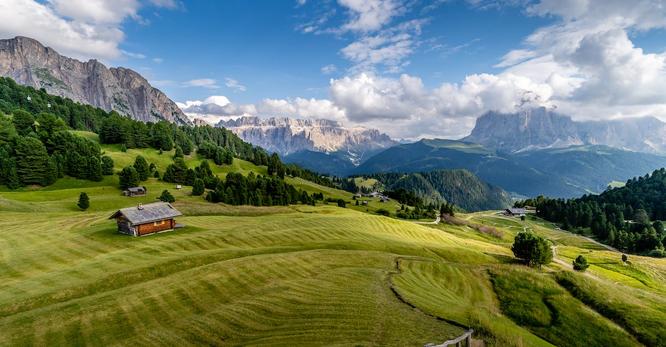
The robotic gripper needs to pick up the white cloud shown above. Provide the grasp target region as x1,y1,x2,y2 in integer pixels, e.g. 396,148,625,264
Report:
321,64,337,75
225,78,247,92
0,0,178,61
182,78,220,89
48,0,141,24
149,0,181,10
338,0,403,32
121,50,146,59
152,57,163,63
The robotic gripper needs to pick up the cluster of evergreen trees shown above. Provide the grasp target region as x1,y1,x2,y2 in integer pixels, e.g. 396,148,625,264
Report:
517,169,666,256
205,172,320,206
0,111,113,188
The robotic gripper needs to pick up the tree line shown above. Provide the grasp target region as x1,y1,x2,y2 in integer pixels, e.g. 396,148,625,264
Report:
0,111,113,188
517,169,666,257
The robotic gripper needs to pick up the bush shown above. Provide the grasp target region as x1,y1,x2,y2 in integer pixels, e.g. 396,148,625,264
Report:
511,232,553,267
572,255,589,271
376,208,390,216
77,192,89,210
646,249,666,258
159,189,175,203
621,254,628,263
337,199,346,208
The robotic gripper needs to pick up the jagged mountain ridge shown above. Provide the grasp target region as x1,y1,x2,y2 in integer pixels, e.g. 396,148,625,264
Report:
217,116,397,164
463,107,666,154
0,36,190,125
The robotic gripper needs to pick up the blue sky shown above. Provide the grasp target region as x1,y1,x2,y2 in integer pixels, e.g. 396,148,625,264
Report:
2,0,666,139
117,1,554,103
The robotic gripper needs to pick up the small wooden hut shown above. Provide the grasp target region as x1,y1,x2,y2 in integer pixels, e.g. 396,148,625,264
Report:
109,202,182,236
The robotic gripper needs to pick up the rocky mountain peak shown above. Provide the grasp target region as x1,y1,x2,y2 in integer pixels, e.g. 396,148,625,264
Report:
0,36,191,125
217,116,397,160
463,107,666,154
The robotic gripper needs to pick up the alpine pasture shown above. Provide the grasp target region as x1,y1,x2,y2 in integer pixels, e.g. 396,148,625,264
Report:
1,136,665,346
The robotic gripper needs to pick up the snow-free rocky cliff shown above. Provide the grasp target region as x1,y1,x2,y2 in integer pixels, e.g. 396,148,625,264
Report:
217,116,396,164
463,107,666,154
0,36,191,125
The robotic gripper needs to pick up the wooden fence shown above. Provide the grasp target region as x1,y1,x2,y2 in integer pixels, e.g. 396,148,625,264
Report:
425,329,473,347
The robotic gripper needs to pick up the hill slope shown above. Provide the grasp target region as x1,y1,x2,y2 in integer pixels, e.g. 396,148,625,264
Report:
355,139,666,198
369,170,513,211
1,160,665,345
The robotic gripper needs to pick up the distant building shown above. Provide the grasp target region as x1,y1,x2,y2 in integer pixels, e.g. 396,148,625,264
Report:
123,186,147,197
504,208,527,217
109,202,182,236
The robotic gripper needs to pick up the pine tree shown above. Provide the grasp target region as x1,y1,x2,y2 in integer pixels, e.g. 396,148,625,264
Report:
101,156,114,175
133,155,150,181
14,136,53,186
192,178,205,196
12,110,35,136
77,192,90,210
174,145,184,159
159,189,176,203
118,166,140,190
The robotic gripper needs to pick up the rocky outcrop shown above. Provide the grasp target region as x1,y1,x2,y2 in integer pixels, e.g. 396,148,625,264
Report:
0,36,190,125
463,107,666,153
218,116,396,163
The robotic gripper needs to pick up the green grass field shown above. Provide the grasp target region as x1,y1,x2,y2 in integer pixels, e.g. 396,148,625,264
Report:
1,142,665,346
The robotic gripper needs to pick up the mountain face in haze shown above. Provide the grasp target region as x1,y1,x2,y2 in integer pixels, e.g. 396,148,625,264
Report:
463,107,666,154
218,116,397,165
0,36,191,125
354,139,666,198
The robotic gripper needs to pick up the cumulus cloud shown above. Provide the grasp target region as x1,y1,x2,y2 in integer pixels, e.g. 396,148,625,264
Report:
0,0,177,61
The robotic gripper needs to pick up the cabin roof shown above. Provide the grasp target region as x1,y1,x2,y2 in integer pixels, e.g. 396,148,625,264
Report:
507,208,527,214
126,186,146,192
109,202,182,225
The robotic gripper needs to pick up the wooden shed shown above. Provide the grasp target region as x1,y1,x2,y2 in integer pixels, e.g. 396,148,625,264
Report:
123,186,147,197
109,202,182,236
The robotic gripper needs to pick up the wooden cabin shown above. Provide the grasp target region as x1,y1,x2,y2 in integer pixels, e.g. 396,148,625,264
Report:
123,186,147,197
109,202,182,236
504,208,527,217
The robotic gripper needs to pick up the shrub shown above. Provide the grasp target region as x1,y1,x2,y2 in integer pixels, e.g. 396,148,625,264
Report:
512,232,553,267
376,208,390,216
572,255,589,271
159,189,175,203
77,192,89,210
337,199,346,208
621,254,628,263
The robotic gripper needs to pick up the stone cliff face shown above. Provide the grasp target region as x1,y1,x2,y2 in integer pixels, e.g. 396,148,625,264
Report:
218,116,396,162
0,36,190,125
463,107,666,153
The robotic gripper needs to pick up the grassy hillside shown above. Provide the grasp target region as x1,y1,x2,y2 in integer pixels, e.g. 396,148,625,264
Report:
1,141,665,345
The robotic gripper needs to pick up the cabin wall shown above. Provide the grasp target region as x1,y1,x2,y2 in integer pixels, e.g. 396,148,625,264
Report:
136,219,175,236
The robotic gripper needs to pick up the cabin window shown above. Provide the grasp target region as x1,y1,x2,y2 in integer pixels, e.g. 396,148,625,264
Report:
153,220,165,226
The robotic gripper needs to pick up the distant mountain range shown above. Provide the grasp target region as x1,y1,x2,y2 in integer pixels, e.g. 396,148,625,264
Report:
0,36,190,125
464,107,666,154
354,139,666,198
217,116,396,168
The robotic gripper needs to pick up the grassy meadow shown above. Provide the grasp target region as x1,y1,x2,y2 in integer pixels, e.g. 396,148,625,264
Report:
1,137,665,346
